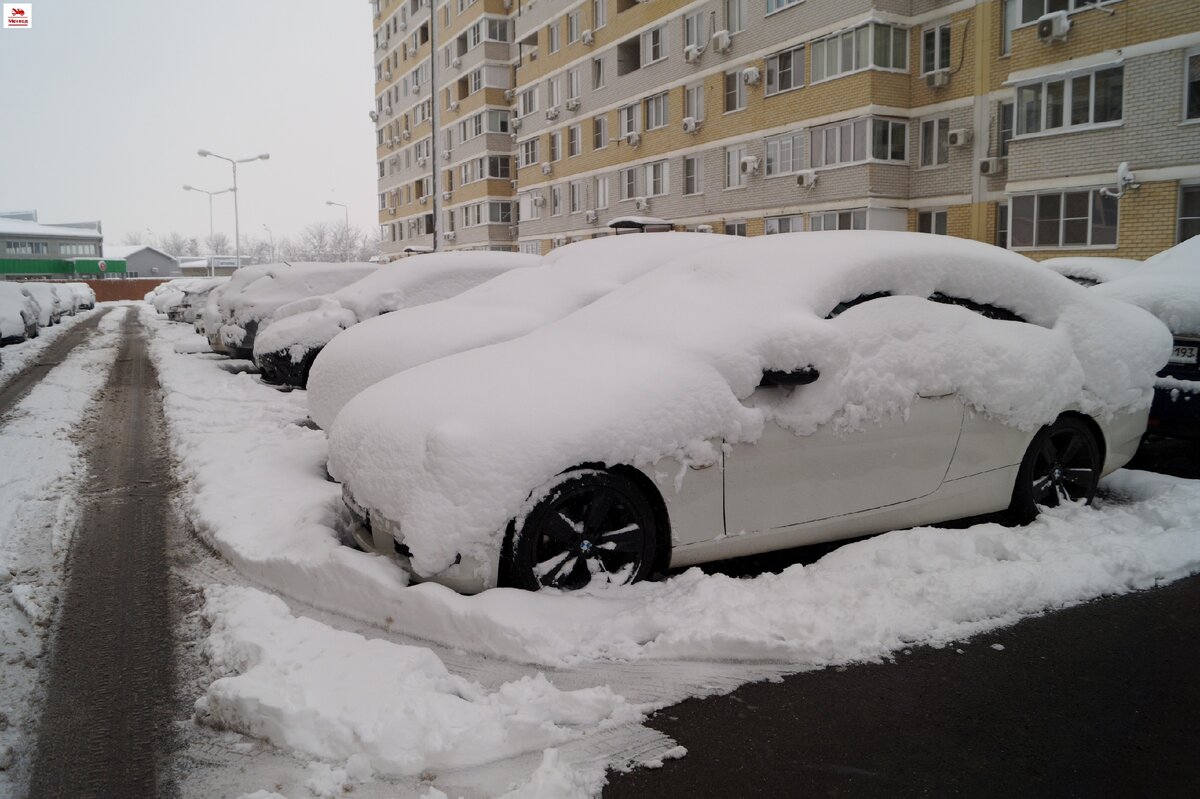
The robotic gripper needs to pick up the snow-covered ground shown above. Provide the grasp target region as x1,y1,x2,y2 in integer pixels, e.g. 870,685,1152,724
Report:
139,308,1200,799
0,309,101,382
0,306,125,794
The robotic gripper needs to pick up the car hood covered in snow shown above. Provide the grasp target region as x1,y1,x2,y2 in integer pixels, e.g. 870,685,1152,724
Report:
327,232,1172,579
1040,256,1141,285
1093,237,1200,336
307,232,750,429
252,251,542,363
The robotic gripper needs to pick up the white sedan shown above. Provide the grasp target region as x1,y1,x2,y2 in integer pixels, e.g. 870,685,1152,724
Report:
329,233,1170,593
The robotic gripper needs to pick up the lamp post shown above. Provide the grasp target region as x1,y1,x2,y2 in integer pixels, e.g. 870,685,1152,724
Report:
183,184,234,276
197,149,269,271
262,223,275,263
325,200,350,261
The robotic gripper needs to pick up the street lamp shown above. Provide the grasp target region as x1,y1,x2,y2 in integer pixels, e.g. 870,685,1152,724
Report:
197,149,269,271
183,184,235,276
262,223,275,263
325,200,350,262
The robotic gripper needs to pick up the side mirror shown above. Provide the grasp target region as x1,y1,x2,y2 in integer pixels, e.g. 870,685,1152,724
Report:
760,366,820,387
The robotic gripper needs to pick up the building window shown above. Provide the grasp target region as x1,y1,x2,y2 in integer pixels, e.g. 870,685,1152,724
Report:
684,12,706,50
592,57,605,90
1018,0,1114,25
549,131,561,161
593,0,607,29
1001,0,1017,55
551,185,563,216
920,117,950,167
997,203,1010,248
1187,51,1200,121
725,220,747,236
999,102,1014,156
811,23,907,83
593,116,608,149
766,45,804,95
568,10,581,44
5,241,49,255
812,117,904,168
567,125,581,157
1010,189,1119,249
547,22,560,54
922,23,951,75
764,214,802,234
519,138,539,167
518,87,538,117
644,92,668,129
642,26,665,65
619,104,640,136
918,210,948,234
766,0,800,14
1178,186,1200,243
810,209,867,231
620,167,638,200
567,68,581,101
725,0,746,34
546,77,562,109
645,161,668,196
684,156,702,195
1015,66,1123,136
765,130,805,176
595,175,609,209
684,83,705,121
726,144,747,188
570,181,584,213
724,71,746,112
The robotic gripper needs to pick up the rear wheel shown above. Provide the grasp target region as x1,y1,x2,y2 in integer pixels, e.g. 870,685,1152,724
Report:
1009,415,1101,524
501,469,658,592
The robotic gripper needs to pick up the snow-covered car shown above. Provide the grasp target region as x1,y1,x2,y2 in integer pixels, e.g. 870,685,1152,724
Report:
253,252,540,388
307,233,750,429
147,279,198,317
217,263,378,361
169,277,227,324
1093,237,1200,440
328,232,1169,594
1040,256,1140,286
63,282,96,311
0,282,40,345
21,283,65,326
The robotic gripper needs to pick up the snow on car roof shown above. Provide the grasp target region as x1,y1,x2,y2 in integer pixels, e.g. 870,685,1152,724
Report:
327,232,1170,578
306,232,750,430
1093,237,1200,336
1040,256,1140,285
219,262,379,326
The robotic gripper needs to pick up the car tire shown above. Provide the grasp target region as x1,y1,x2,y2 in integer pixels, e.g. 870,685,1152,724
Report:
501,468,658,592
1008,415,1101,524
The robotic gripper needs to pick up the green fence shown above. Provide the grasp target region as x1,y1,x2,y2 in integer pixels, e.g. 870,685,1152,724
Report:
0,258,127,276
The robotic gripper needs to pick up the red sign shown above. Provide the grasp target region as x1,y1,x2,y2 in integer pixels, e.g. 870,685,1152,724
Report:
98,260,107,272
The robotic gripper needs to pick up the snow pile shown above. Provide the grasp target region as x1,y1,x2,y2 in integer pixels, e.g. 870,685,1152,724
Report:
307,233,749,429
1040,256,1140,285
328,232,1171,578
253,251,539,363
1094,236,1200,336
198,585,644,776
496,749,606,799
0,283,34,340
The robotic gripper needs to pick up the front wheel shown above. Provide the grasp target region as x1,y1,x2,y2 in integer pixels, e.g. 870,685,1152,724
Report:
501,469,658,592
1009,415,1101,524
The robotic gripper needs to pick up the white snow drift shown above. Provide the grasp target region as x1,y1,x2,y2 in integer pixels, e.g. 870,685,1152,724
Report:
1094,236,1200,336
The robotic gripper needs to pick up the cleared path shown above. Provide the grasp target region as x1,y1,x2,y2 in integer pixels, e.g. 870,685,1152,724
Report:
27,313,178,799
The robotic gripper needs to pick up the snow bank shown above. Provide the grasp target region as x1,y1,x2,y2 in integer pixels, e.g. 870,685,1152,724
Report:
1094,236,1200,336
198,585,644,777
253,252,539,363
329,232,1170,578
307,233,749,429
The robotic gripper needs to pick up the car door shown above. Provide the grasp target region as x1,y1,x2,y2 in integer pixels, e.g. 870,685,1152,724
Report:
721,390,964,538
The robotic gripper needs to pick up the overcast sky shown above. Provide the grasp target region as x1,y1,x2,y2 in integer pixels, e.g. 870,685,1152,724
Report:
0,0,376,248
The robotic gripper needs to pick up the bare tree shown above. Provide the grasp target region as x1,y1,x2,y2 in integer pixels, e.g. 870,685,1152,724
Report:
183,237,201,257
159,231,190,257
205,232,231,256
121,231,146,245
297,222,333,261
240,234,274,265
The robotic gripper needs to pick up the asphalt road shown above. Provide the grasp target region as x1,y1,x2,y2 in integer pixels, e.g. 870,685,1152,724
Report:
605,437,1200,798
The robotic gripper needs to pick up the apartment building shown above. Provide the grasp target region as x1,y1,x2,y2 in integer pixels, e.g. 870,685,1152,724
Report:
374,0,1200,260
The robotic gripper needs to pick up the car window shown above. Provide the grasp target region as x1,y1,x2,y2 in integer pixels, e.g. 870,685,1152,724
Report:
928,293,1026,323
824,292,891,319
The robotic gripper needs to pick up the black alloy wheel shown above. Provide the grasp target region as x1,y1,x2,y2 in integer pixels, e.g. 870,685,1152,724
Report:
503,470,658,592
1010,415,1101,524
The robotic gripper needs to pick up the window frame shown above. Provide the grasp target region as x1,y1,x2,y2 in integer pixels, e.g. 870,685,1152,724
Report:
764,130,805,176
919,116,950,168
811,23,907,84
684,155,703,195
567,125,582,157
917,209,949,235
641,26,665,66
725,144,748,189
1009,188,1120,250
684,83,706,122
1179,184,1200,243
1185,48,1200,123
644,91,669,130
921,22,951,76
1014,65,1124,138
724,70,746,113
766,44,805,96
593,115,608,149
765,0,802,16
645,160,669,197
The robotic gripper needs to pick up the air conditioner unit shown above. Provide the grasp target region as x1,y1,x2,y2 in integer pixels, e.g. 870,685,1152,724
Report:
585,210,598,223
510,179,519,190
566,98,581,111
399,20,407,30
442,149,452,160
443,231,456,241
402,129,412,139
634,197,649,211
385,69,392,80
1037,11,1071,42
626,131,641,147
926,71,950,89
388,206,397,215
413,83,422,94
416,156,427,166
451,57,462,68
449,101,460,111
369,110,379,122
419,195,428,204
553,235,568,246
682,116,700,134
504,89,515,100
541,162,553,175
796,170,817,188
532,195,546,207
582,29,594,45
683,44,702,64
979,157,1007,175
508,225,519,235
512,118,522,130
696,224,713,233
385,105,394,115
948,128,973,147
742,66,761,86
442,191,452,201
546,107,560,120
711,29,731,53
740,155,760,176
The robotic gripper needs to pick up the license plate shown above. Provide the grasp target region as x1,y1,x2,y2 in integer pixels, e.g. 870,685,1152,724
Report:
1170,345,1198,364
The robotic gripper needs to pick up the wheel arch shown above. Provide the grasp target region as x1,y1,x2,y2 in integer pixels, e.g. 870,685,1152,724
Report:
1058,411,1107,460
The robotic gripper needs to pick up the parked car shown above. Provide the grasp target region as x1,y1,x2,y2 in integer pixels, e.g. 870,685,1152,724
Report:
169,277,227,324
1040,256,1141,286
328,232,1169,594
216,263,378,360
253,252,541,387
0,282,41,345
66,282,96,310
1093,238,1200,440
21,283,64,326
200,278,233,350
306,233,750,429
